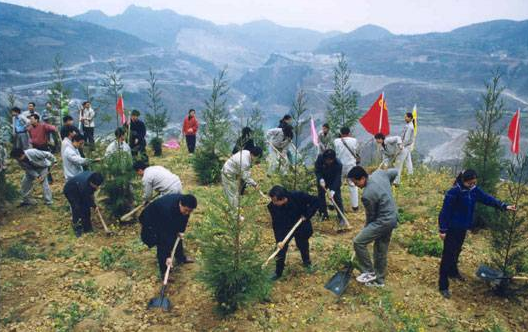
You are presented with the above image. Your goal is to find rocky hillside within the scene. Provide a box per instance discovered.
[1,146,527,331]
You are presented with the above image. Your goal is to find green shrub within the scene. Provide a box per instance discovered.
[2,242,45,260]
[406,233,443,258]
[71,279,98,299]
[193,149,224,185]
[398,207,417,224]
[325,243,359,271]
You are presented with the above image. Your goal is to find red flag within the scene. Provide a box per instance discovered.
[360,93,390,136]
[508,109,521,154]
[116,95,126,125]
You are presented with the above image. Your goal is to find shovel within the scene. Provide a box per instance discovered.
[476,265,528,285]
[324,188,351,229]
[120,194,159,222]
[148,237,181,311]
[325,253,356,296]
[262,217,305,268]
[95,207,111,235]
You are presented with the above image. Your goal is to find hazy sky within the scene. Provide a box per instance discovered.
[4,0,528,33]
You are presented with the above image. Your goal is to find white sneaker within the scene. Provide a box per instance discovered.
[356,272,376,283]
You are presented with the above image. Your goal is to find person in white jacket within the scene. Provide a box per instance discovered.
[334,127,360,211]
[10,147,56,206]
[62,135,99,180]
[133,161,183,203]
[80,101,95,146]
[400,112,415,178]
[105,128,131,158]
[222,146,263,207]
[266,125,293,174]
[375,133,405,185]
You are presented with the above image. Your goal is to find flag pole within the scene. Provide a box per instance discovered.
[378,92,384,134]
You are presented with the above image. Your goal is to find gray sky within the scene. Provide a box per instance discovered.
[4,0,528,33]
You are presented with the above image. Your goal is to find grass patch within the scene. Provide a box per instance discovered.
[71,279,98,299]
[375,291,427,332]
[49,302,89,332]
[2,241,47,261]
[406,233,443,258]
[398,207,417,224]
[99,246,125,270]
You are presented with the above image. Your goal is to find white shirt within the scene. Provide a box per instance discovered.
[104,141,131,158]
[222,150,257,186]
[334,136,358,166]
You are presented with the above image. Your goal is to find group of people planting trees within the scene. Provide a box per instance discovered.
[1,62,525,317]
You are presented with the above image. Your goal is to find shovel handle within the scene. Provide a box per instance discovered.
[262,217,304,268]
[163,237,182,285]
[325,188,351,229]
[96,207,110,233]
[258,190,269,201]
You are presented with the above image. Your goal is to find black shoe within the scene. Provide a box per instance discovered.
[440,289,451,299]
[74,227,83,238]
[270,273,282,281]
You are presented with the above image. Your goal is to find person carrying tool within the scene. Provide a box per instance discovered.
[438,169,516,299]
[315,149,346,226]
[139,194,197,277]
[266,125,293,174]
[267,185,319,280]
[374,133,405,185]
[221,146,263,207]
[133,161,183,204]
[63,171,104,237]
[347,166,398,288]
[334,127,360,212]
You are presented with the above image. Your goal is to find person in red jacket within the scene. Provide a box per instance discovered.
[182,109,199,153]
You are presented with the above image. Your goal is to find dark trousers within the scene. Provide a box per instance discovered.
[65,194,92,233]
[185,135,196,153]
[156,240,186,277]
[34,145,53,183]
[439,228,467,291]
[317,186,344,221]
[275,235,311,276]
[82,126,94,145]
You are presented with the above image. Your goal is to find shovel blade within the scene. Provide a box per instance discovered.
[476,265,504,282]
[325,268,352,296]
[148,296,171,311]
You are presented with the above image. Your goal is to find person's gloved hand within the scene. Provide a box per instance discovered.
[319,179,326,188]
[329,190,335,198]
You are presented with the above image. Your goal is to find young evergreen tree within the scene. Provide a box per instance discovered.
[145,68,169,156]
[271,90,315,192]
[47,54,71,126]
[463,72,505,227]
[326,53,360,136]
[193,68,231,184]
[488,153,528,296]
[103,62,124,128]
[193,124,271,315]
[97,150,136,218]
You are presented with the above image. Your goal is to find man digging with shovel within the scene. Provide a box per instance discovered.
[347,166,398,288]
[139,194,198,279]
[266,185,319,281]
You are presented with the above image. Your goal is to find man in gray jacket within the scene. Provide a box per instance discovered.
[347,166,398,287]
[10,148,56,206]
[62,135,99,180]
[133,161,183,203]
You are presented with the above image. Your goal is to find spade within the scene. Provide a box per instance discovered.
[148,237,181,311]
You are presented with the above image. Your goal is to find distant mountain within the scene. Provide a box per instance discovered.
[317,24,392,47]
[74,5,337,70]
[315,19,528,95]
[74,5,215,49]
[0,2,153,72]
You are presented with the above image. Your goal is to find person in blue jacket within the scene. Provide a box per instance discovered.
[438,169,516,298]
